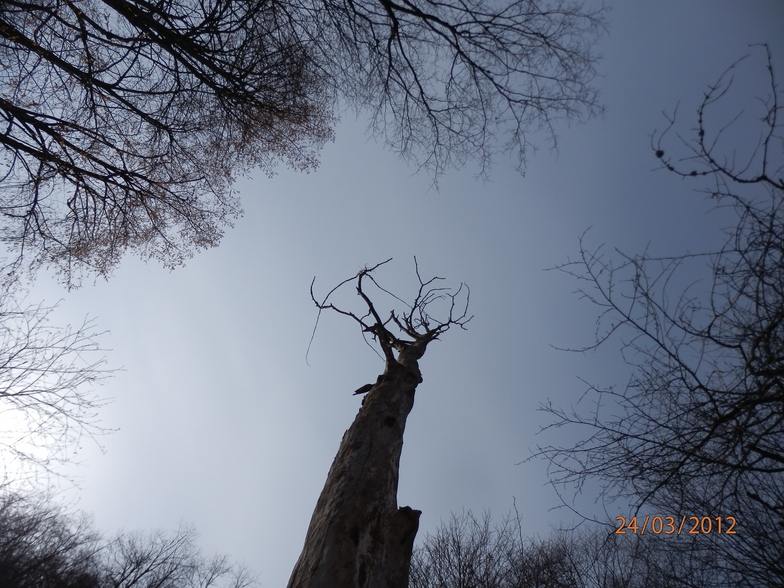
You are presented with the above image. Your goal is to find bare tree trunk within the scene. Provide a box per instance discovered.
[291,260,470,588]
[287,350,424,588]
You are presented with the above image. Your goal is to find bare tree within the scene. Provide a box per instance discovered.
[0,0,334,284]
[537,46,784,586]
[0,488,257,588]
[409,510,587,588]
[0,489,102,588]
[1,0,604,284]
[0,280,110,483]
[408,509,716,588]
[104,525,257,588]
[409,511,515,588]
[288,259,470,588]
[282,0,605,176]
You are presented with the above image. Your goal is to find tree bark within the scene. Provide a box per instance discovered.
[287,347,426,588]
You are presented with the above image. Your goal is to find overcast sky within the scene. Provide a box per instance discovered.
[9,1,784,586]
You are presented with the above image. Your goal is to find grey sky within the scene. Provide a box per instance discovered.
[12,1,784,586]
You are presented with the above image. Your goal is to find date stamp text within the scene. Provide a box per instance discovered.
[615,516,736,535]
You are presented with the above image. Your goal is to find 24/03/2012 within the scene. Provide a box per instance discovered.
[615,516,737,535]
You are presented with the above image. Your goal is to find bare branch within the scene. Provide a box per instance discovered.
[0,490,260,587]
[1,0,604,284]
[308,258,471,370]
[0,282,113,483]
[537,47,784,585]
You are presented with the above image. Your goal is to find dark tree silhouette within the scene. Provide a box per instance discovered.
[288,259,470,588]
[283,0,605,176]
[0,488,257,588]
[409,510,584,588]
[0,0,334,284]
[408,509,722,588]
[0,490,101,588]
[1,0,604,284]
[537,46,784,586]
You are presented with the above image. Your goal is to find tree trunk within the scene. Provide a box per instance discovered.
[287,348,426,588]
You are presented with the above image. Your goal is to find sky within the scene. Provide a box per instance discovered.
[5,1,784,586]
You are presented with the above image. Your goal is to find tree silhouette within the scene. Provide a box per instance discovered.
[0,488,257,588]
[0,0,334,284]
[288,259,470,588]
[1,0,604,284]
[538,46,784,586]
[0,280,110,483]
[409,510,724,588]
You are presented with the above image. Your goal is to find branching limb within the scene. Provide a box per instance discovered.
[307,258,471,369]
[0,282,114,483]
[652,44,784,193]
[537,47,784,586]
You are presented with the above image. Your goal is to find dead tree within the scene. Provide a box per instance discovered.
[288,259,470,588]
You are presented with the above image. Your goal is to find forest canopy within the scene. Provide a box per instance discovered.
[0,0,604,284]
